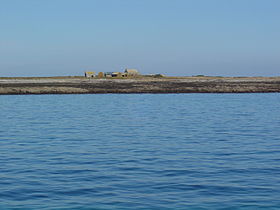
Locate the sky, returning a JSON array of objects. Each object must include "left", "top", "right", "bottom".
[{"left": 0, "top": 0, "right": 279, "bottom": 77}]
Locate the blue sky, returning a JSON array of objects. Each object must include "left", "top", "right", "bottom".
[{"left": 0, "top": 0, "right": 279, "bottom": 77}]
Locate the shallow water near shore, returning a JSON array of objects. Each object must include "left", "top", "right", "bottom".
[{"left": 0, "top": 93, "right": 280, "bottom": 209}]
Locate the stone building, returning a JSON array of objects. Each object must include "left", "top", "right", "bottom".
[{"left": 85, "top": 71, "right": 96, "bottom": 78}]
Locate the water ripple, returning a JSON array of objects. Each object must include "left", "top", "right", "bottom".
[{"left": 0, "top": 93, "right": 279, "bottom": 209}]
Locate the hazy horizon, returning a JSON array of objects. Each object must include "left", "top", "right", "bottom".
[{"left": 0, "top": 0, "right": 279, "bottom": 77}]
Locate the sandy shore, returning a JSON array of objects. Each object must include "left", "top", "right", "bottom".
[{"left": 0, "top": 77, "right": 280, "bottom": 94}]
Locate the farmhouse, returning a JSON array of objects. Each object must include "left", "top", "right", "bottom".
[
  {"left": 85, "top": 71, "right": 96, "bottom": 78},
  {"left": 124, "top": 69, "right": 139, "bottom": 77}
]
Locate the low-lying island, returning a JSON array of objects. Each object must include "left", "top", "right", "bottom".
[{"left": 0, "top": 76, "right": 280, "bottom": 94}]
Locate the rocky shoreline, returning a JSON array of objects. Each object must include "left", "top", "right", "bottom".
[{"left": 0, "top": 77, "right": 280, "bottom": 94}]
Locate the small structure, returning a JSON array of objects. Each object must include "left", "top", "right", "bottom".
[
  {"left": 98, "top": 72, "right": 104, "bottom": 78},
  {"left": 111, "top": 72, "right": 120, "bottom": 77},
  {"left": 85, "top": 71, "right": 96, "bottom": 78},
  {"left": 104, "top": 72, "right": 114, "bottom": 78},
  {"left": 124, "top": 69, "right": 140, "bottom": 77},
  {"left": 104, "top": 72, "right": 126, "bottom": 78}
]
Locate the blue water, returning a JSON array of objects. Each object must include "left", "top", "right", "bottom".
[{"left": 0, "top": 94, "right": 279, "bottom": 209}]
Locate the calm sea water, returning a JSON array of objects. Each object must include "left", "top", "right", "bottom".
[{"left": 0, "top": 94, "right": 279, "bottom": 209}]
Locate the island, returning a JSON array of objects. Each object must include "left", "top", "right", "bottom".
[{"left": 0, "top": 76, "right": 280, "bottom": 94}]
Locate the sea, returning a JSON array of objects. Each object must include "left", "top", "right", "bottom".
[{"left": 0, "top": 93, "right": 279, "bottom": 209}]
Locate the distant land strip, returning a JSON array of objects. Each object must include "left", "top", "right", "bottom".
[{"left": 0, "top": 76, "right": 280, "bottom": 95}]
